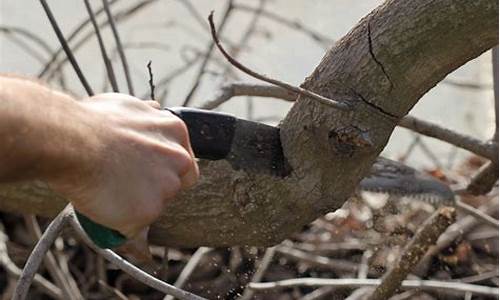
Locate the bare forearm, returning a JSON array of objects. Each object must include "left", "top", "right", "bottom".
[
  {"left": 0, "top": 77, "right": 198, "bottom": 239},
  {"left": 0, "top": 75, "right": 95, "bottom": 182}
]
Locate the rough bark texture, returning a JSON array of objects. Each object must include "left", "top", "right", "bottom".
[{"left": 0, "top": 0, "right": 497, "bottom": 247}]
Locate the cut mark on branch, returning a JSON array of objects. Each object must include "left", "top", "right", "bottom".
[
  {"left": 147, "top": 60, "right": 155, "bottom": 100},
  {"left": 352, "top": 89, "right": 400, "bottom": 120},
  {"left": 208, "top": 11, "right": 350, "bottom": 111},
  {"left": 367, "top": 20, "right": 393, "bottom": 89}
]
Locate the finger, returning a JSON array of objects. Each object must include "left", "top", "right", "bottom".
[
  {"left": 160, "top": 112, "right": 194, "bottom": 157},
  {"left": 144, "top": 100, "right": 161, "bottom": 109},
  {"left": 180, "top": 157, "right": 199, "bottom": 189}
]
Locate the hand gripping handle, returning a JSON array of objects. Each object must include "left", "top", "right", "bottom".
[{"left": 77, "top": 107, "right": 235, "bottom": 248}]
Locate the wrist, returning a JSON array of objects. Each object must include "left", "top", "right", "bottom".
[
  {"left": 39, "top": 99, "right": 105, "bottom": 187},
  {"left": 0, "top": 76, "right": 103, "bottom": 184}
]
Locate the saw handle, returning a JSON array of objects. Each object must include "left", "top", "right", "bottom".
[{"left": 77, "top": 108, "right": 236, "bottom": 248}]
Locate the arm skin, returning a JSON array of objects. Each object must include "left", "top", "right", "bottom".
[{"left": 0, "top": 75, "right": 199, "bottom": 238}]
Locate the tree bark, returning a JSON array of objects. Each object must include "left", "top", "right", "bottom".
[{"left": 0, "top": 0, "right": 497, "bottom": 247}]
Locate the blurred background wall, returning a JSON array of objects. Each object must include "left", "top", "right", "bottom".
[{"left": 0, "top": 0, "right": 496, "bottom": 171}]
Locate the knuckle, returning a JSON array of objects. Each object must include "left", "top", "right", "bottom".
[
  {"left": 172, "top": 147, "right": 193, "bottom": 176},
  {"left": 171, "top": 118, "right": 190, "bottom": 142},
  {"left": 163, "top": 176, "right": 182, "bottom": 200}
]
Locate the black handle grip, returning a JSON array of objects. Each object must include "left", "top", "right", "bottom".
[{"left": 167, "top": 107, "right": 236, "bottom": 160}]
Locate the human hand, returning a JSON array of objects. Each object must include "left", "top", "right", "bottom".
[{"left": 46, "top": 93, "right": 199, "bottom": 239}]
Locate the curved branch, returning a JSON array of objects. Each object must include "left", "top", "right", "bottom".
[
  {"left": 68, "top": 214, "right": 206, "bottom": 300},
  {"left": 12, "top": 206, "right": 72, "bottom": 300},
  {"left": 0, "top": 224, "right": 63, "bottom": 299}
]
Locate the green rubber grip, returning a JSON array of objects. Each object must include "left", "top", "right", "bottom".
[{"left": 75, "top": 212, "right": 127, "bottom": 248}]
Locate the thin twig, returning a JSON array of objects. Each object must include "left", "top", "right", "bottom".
[
  {"left": 294, "top": 240, "right": 368, "bottom": 253},
  {"left": 83, "top": 0, "right": 119, "bottom": 92},
  {"left": 12, "top": 206, "right": 73, "bottom": 300},
  {"left": 414, "top": 137, "right": 443, "bottom": 170},
  {"left": 455, "top": 198, "right": 499, "bottom": 227},
  {"left": 43, "top": 1, "right": 157, "bottom": 83},
  {"left": 208, "top": 11, "right": 350, "bottom": 111},
  {"left": 97, "top": 280, "right": 129, "bottom": 300},
  {"left": 454, "top": 270, "right": 499, "bottom": 284},
  {"left": 0, "top": 26, "right": 54, "bottom": 55},
  {"left": 442, "top": 78, "right": 491, "bottom": 90},
  {"left": 299, "top": 287, "right": 336, "bottom": 300},
  {"left": 220, "top": 0, "right": 266, "bottom": 79},
  {"left": 239, "top": 246, "right": 276, "bottom": 300},
  {"left": 399, "top": 115, "right": 498, "bottom": 163},
  {"left": 68, "top": 214, "right": 207, "bottom": 300},
  {"left": 176, "top": 0, "right": 209, "bottom": 33},
  {"left": 357, "top": 249, "right": 373, "bottom": 279},
  {"left": 24, "top": 215, "right": 82, "bottom": 300},
  {"left": 368, "top": 207, "right": 456, "bottom": 300},
  {"left": 0, "top": 26, "right": 54, "bottom": 66},
  {"left": 38, "top": 0, "right": 121, "bottom": 78},
  {"left": 465, "top": 162, "right": 498, "bottom": 195},
  {"left": 345, "top": 287, "right": 374, "bottom": 300},
  {"left": 247, "top": 278, "right": 499, "bottom": 297},
  {"left": 415, "top": 198, "right": 498, "bottom": 274},
  {"left": 164, "top": 247, "right": 212, "bottom": 300},
  {"left": 2, "top": 34, "right": 47, "bottom": 64},
  {"left": 234, "top": 3, "right": 333, "bottom": 47},
  {"left": 183, "top": 0, "right": 235, "bottom": 106},
  {"left": 147, "top": 60, "right": 155, "bottom": 100},
  {"left": 0, "top": 223, "right": 63, "bottom": 299},
  {"left": 200, "top": 82, "right": 297, "bottom": 109},
  {"left": 102, "top": 0, "right": 135, "bottom": 95},
  {"left": 39, "top": 0, "right": 94, "bottom": 95},
  {"left": 149, "top": 53, "right": 202, "bottom": 105},
  {"left": 492, "top": 46, "right": 499, "bottom": 142},
  {"left": 275, "top": 245, "right": 359, "bottom": 274}
]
